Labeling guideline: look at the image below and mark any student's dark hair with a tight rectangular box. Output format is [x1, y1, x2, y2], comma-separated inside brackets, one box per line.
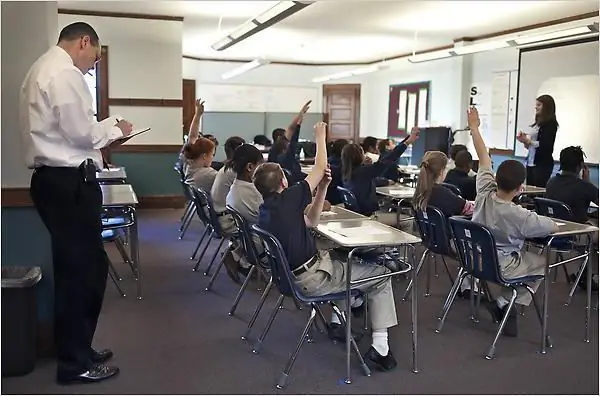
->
[449, 144, 468, 161]
[230, 144, 264, 175]
[254, 135, 271, 147]
[58, 22, 99, 45]
[454, 149, 473, 170]
[377, 139, 390, 154]
[532, 94, 558, 127]
[330, 139, 349, 158]
[253, 163, 285, 197]
[341, 143, 365, 183]
[183, 138, 215, 161]
[413, 151, 448, 210]
[272, 137, 289, 157]
[272, 128, 286, 142]
[559, 146, 586, 173]
[496, 160, 526, 192]
[204, 134, 219, 147]
[223, 136, 246, 162]
[362, 136, 378, 153]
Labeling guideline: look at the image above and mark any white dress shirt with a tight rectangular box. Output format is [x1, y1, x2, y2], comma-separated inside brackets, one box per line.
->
[20, 46, 122, 169]
[525, 125, 540, 167]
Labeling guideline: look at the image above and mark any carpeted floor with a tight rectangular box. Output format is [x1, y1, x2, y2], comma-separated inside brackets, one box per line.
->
[2, 209, 598, 394]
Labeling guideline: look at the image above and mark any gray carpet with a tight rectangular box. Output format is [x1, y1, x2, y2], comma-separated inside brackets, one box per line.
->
[2, 209, 598, 394]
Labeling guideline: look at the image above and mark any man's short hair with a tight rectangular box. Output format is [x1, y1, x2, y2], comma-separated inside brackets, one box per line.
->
[253, 163, 284, 197]
[559, 146, 586, 173]
[272, 128, 286, 142]
[449, 144, 468, 161]
[496, 160, 526, 192]
[454, 149, 473, 170]
[58, 22, 99, 45]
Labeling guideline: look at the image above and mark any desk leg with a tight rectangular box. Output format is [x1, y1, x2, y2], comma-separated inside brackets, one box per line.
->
[541, 241, 552, 354]
[131, 207, 142, 300]
[344, 249, 356, 385]
[410, 244, 419, 373]
[585, 249, 591, 343]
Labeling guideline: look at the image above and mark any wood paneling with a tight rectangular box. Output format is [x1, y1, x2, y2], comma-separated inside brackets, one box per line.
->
[58, 8, 184, 21]
[182, 79, 196, 134]
[323, 84, 360, 142]
[489, 148, 514, 156]
[110, 144, 181, 153]
[97, 46, 109, 121]
[108, 98, 183, 107]
[1, 188, 32, 207]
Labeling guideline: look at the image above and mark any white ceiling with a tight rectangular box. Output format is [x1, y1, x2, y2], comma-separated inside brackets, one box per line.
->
[58, 0, 599, 63]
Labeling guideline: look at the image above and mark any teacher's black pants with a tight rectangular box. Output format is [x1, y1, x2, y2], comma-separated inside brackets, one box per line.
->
[30, 166, 108, 377]
[527, 164, 554, 188]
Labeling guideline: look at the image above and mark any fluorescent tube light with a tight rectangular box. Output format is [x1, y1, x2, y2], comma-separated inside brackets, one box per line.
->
[312, 63, 388, 83]
[512, 25, 597, 45]
[408, 50, 452, 63]
[222, 59, 270, 80]
[211, 1, 314, 51]
[452, 40, 509, 55]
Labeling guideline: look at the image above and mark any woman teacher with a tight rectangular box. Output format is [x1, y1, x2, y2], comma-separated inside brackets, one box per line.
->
[517, 94, 559, 187]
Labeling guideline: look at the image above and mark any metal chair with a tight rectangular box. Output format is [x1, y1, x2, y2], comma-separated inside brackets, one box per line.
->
[188, 187, 214, 266]
[176, 165, 197, 240]
[101, 209, 137, 297]
[437, 217, 551, 359]
[336, 186, 361, 213]
[440, 182, 462, 197]
[250, 225, 370, 389]
[402, 206, 458, 300]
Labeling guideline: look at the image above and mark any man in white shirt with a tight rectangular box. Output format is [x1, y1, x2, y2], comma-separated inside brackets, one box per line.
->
[20, 22, 133, 385]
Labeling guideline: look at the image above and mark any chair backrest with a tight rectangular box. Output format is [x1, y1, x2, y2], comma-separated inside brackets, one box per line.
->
[192, 187, 226, 237]
[440, 182, 462, 197]
[251, 225, 298, 298]
[413, 206, 454, 256]
[534, 197, 572, 221]
[448, 216, 507, 284]
[226, 205, 263, 268]
[337, 186, 360, 213]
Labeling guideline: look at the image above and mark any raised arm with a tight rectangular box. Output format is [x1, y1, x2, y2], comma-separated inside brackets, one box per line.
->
[304, 121, 328, 192]
[467, 107, 491, 169]
[187, 99, 205, 145]
[280, 123, 301, 166]
[305, 165, 331, 227]
[368, 127, 419, 178]
[284, 100, 311, 141]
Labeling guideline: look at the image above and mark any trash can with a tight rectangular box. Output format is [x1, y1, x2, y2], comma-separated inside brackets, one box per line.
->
[1, 266, 42, 377]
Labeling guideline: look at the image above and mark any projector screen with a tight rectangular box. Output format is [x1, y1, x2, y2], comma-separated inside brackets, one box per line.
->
[514, 38, 599, 164]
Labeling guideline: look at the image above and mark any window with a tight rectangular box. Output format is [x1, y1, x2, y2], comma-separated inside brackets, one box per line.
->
[387, 82, 430, 137]
[84, 68, 98, 121]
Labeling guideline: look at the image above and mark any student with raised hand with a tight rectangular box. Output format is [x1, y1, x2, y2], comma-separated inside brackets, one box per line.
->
[176, 99, 204, 171]
[325, 138, 349, 205]
[183, 137, 218, 193]
[362, 136, 380, 162]
[254, 121, 400, 372]
[468, 106, 558, 338]
[546, 146, 599, 291]
[267, 101, 311, 163]
[341, 127, 419, 224]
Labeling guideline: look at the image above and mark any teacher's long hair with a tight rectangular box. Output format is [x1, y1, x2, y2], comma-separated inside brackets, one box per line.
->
[532, 94, 559, 127]
[412, 151, 448, 211]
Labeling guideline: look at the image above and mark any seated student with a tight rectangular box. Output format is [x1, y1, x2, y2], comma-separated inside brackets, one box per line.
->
[362, 136, 380, 162]
[468, 106, 558, 337]
[377, 138, 403, 182]
[203, 134, 224, 171]
[546, 146, 599, 290]
[254, 121, 399, 371]
[447, 144, 476, 177]
[341, 128, 419, 223]
[325, 139, 348, 205]
[253, 135, 272, 151]
[176, 98, 204, 172]
[183, 137, 218, 193]
[221, 144, 266, 282]
[444, 149, 477, 201]
[267, 128, 287, 162]
[377, 139, 395, 156]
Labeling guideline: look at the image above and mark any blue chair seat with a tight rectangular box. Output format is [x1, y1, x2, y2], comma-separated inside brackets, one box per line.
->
[503, 274, 545, 285]
[102, 229, 118, 241]
[102, 216, 130, 227]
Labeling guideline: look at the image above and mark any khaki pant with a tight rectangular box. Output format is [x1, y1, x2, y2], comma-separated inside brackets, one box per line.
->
[488, 251, 546, 306]
[294, 251, 398, 330]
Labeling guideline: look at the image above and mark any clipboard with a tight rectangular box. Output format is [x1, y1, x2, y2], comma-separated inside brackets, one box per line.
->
[113, 127, 151, 142]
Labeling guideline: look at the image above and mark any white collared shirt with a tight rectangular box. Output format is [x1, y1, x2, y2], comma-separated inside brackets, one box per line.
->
[20, 46, 122, 169]
[525, 125, 539, 167]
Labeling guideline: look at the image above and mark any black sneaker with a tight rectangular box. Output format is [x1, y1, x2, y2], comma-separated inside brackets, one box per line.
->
[327, 323, 364, 342]
[484, 301, 517, 337]
[569, 273, 599, 292]
[363, 346, 397, 372]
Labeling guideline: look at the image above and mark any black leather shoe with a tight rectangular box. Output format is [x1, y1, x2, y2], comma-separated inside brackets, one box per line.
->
[364, 346, 397, 372]
[57, 364, 120, 385]
[91, 348, 114, 363]
[327, 323, 364, 343]
[484, 301, 518, 337]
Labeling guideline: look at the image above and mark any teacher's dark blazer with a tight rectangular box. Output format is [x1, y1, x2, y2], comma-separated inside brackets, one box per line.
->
[533, 120, 558, 166]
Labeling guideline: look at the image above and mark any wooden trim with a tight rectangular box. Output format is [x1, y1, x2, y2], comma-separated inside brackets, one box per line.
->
[1, 188, 32, 207]
[183, 11, 598, 66]
[111, 144, 181, 153]
[97, 46, 109, 121]
[108, 98, 183, 107]
[489, 148, 514, 156]
[58, 8, 184, 22]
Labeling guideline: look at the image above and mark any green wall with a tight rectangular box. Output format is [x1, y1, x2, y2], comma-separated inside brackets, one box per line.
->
[111, 152, 182, 196]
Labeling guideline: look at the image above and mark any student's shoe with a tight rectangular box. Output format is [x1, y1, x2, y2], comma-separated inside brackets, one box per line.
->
[91, 348, 113, 364]
[351, 303, 365, 318]
[363, 346, 397, 372]
[484, 301, 518, 337]
[327, 323, 364, 343]
[223, 254, 241, 284]
[57, 364, 119, 385]
[238, 266, 252, 278]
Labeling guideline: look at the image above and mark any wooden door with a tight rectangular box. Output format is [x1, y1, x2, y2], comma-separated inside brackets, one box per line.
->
[322, 84, 360, 142]
[182, 79, 196, 137]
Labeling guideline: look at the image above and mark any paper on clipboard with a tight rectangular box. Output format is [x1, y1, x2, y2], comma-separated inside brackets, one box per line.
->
[113, 128, 151, 142]
[320, 211, 337, 217]
[555, 222, 566, 226]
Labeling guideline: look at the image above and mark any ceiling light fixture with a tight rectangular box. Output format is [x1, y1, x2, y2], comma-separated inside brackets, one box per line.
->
[510, 24, 598, 45]
[407, 50, 452, 63]
[211, 1, 314, 51]
[222, 59, 270, 80]
[312, 63, 389, 83]
[452, 40, 509, 55]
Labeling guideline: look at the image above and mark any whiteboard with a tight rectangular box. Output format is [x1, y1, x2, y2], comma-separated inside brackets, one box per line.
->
[196, 83, 320, 113]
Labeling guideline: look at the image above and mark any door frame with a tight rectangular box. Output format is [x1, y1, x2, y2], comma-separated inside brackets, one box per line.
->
[322, 83, 361, 142]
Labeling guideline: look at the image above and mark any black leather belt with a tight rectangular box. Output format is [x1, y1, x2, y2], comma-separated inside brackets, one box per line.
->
[292, 255, 318, 276]
[216, 211, 228, 217]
